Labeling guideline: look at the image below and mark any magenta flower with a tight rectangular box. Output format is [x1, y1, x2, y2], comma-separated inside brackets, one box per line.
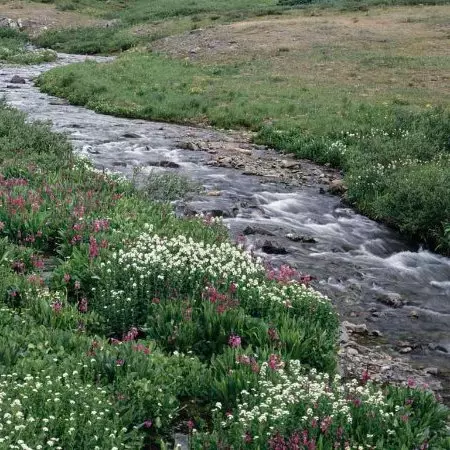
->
[89, 236, 99, 259]
[361, 369, 370, 385]
[268, 353, 284, 370]
[51, 300, 63, 313]
[228, 334, 241, 348]
[115, 359, 125, 366]
[78, 297, 88, 313]
[71, 234, 82, 245]
[123, 327, 139, 342]
[143, 419, 152, 428]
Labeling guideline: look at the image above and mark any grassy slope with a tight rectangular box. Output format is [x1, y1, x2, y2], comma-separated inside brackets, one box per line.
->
[36, 5, 450, 252]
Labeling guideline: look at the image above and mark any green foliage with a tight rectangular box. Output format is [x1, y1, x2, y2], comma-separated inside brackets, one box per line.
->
[142, 170, 203, 202]
[33, 26, 139, 54]
[0, 27, 57, 64]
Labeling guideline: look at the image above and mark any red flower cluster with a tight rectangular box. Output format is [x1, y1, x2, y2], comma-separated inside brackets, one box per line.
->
[204, 285, 239, 314]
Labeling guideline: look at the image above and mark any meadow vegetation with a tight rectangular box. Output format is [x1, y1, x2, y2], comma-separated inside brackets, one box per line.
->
[1, 0, 450, 447]
[0, 102, 448, 449]
[0, 27, 56, 63]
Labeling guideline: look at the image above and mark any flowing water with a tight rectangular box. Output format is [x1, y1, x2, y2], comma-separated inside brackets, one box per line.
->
[1, 55, 449, 397]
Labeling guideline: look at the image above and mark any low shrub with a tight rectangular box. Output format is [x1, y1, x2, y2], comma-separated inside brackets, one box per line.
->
[33, 27, 139, 54]
[0, 28, 57, 64]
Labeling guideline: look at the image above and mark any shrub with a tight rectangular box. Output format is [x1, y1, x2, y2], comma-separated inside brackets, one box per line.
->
[33, 27, 139, 54]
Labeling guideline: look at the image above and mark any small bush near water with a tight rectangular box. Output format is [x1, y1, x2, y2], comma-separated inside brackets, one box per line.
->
[0, 101, 448, 448]
[0, 27, 56, 64]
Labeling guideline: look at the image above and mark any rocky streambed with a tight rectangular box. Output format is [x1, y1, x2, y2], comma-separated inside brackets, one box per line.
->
[1, 55, 450, 401]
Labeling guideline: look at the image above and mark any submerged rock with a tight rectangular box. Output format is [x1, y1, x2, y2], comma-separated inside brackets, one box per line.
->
[10, 75, 26, 84]
[261, 240, 288, 254]
[243, 226, 275, 236]
[285, 233, 317, 243]
[376, 292, 404, 308]
[147, 160, 180, 169]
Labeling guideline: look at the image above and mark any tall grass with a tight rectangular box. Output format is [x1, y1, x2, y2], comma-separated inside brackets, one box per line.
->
[0, 27, 56, 63]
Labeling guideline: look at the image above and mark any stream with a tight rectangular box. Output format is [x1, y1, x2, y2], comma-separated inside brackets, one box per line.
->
[1, 54, 449, 400]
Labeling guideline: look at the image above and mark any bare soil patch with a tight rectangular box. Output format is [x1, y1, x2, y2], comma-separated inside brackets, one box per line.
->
[151, 5, 450, 104]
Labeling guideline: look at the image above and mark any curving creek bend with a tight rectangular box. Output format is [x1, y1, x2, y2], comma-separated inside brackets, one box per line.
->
[1, 55, 450, 402]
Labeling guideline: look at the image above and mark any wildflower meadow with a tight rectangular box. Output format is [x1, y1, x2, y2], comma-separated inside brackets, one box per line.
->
[0, 104, 448, 449]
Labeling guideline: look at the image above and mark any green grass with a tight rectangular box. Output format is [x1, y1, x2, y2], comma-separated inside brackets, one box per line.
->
[33, 26, 139, 55]
[0, 27, 56, 63]
[30, 0, 285, 54]
[33, 0, 282, 23]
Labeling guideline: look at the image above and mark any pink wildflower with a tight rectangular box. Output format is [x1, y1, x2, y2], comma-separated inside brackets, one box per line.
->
[89, 236, 99, 259]
[228, 334, 242, 348]
[268, 354, 284, 370]
[361, 369, 370, 385]
[78, 297, 88, 313]
[51, 300, 63, 313]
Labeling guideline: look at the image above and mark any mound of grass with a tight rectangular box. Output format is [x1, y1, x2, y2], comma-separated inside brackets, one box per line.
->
[0, 27, 56, 64]
[33, 26, 139, 54]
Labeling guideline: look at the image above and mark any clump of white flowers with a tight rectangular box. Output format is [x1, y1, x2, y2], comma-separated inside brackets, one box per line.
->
[0, 370, 140, 449]
[227, 361, 386, 432]
[73, 155, 129, 185]
[95, 224, 331, 318]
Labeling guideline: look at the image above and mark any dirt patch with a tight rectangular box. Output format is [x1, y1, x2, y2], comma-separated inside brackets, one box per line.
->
[150, 5, 450, 104]
[152, 6, 450, 60]
[0, 1, 107, 35]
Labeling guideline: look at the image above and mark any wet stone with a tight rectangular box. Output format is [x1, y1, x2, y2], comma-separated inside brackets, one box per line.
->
[10, 75, 26, 84]
[285, 233, 317, 243]
[243, 226, 275, 236]
[376, 292, 404, 308]
[261, 240, 288, 255]
[399, 347, 413, 354]
[122, 132, 142, 138]
[147, 160, 180, 169]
